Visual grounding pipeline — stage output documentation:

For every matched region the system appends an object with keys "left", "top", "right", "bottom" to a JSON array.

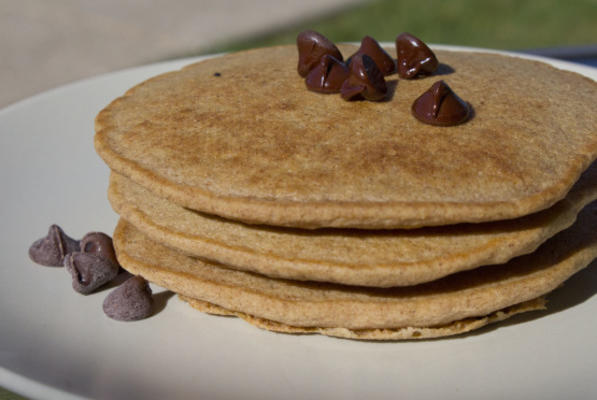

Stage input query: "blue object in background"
[{"left": 522, "top": 44, "right": 597, "bottom": 67}]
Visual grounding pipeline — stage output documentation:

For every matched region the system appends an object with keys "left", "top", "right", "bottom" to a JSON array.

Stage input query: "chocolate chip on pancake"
[
  {"left": 396, "top": 32, "right": 439, "bottom": 78},
  {"left": 305, "top": 55, "right": 350, "bottom": 93},
  {"left": 412, "top": 80, "right": 471, "bottom": 126},
  {"left": 347, "top": 35, "right": 396, "bottom": 76},
  {"left": 341, "top": 53, "right": 387, "bottom": 101},
  {"left": 296, "top": 30, "right": 343, "bottom": 77}
]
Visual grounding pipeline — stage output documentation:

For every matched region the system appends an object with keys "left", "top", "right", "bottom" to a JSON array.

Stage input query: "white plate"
[{"left": 1, "top": 46, "right": 596, "bottom": 400}]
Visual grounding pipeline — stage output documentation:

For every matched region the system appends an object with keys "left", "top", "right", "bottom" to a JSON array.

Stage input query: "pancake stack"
[{"left": 94, "top": 44, "right": 597, "bottom": 340}]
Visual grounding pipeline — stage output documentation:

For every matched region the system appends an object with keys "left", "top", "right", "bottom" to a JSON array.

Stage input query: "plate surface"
[{"left": 1, "top": 47, "right": 596, "bottom": 400}]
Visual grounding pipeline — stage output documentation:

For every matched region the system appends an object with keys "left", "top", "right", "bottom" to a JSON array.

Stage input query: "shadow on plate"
[
  {"left": 152, "top": 290, "right": 176, "bottom": 315},
  {"left": 453, "top": 259, "right": 597, "bottom": 340}
]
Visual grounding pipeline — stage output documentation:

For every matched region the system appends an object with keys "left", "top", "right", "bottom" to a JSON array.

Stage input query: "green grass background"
[{"left": 202, "top": 0, "right": 597, "bottom": 54}]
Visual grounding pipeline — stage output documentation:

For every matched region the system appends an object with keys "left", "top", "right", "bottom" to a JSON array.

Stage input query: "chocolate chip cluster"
[
  {"left": 29, "top": 225, "right": 153, "bottom": 321},
  {"left": 296, "top": 31, "right": 470, "bottom": 126}
]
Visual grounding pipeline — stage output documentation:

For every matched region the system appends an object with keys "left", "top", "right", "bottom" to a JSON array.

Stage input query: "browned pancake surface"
[
  {"left": 112, "top": 203, "right": 597, "bottom": 330},
  {"left": 109, "top": 164, "right": 597, "bottom": 286},
  {"left": 96, "top": 45, "right": 597, "bottom": 228},
  {"left": 180, "top": 295, "right": 546, "bottom": 340}
]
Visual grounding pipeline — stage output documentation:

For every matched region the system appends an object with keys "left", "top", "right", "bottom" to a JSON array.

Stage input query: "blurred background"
[{"left": 1, "top": 0, "right": 596, "bottom": 108}]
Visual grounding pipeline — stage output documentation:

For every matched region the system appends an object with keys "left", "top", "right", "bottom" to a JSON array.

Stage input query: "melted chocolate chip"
[
  {"left": 411, "top": 80, "right": 470, "bottom": 126},
  {"left": 296, "top": 30, "right": 343, "bottom": 77},
  {"left": 395, "top": 32, "right": 439, "bottom": 79},
  {"left": 103, "top": 276, "right": 153, "bottom": 321},
  {"left": 64, "top": 252, "right": 120, "bottom": 294},
  {"left": 341, "top": 54, "right": 387, "bottom": 101},
  {"left": 80, "top": 232, "right": 119, "bottom": 268},
  {"left": 29, "top": 225, "right": 80, "bottom": 267},
  {"left": 305, "top": 55, "right": 350, "bottom": 93},
  {"left": 347, "top": 36, "right": 396, "bottom": 76}
]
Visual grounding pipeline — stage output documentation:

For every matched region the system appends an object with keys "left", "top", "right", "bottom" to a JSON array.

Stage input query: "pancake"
[
  {"left": 95, "top": 45, "right": 597, "bottom": 229},
  {"left": 108, "top": 163, "right": 597, "bottom": 287},
  {"left": 112, "top": 202, "right": 597, "bottom": 333},
  {"left": 179, "top": 295, "right": 546, "bottom": 340}
]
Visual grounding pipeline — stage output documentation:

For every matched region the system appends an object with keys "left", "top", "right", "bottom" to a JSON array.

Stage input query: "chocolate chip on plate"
[
  {"left": 64, "top": 252, "right": 120, "bottom": 294},
  {"left": 29, "top": 224, "right": 80, "bottom": 266},
  {"left": 103, "top": 276, "right": 153, "bottom": 321},
  {"left": 80, "top": 232, "right": 119, "bottom": 268}
]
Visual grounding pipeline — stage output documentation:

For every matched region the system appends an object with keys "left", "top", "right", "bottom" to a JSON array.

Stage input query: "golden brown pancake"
[
  {"left": 95, "top": 45, "right": 597, "bottom": 229},
  {"left": 179, "top": 295, "right": 545, "bottom": 340},
  {"left": 112, "top": 201, "right": 597, "bottom": 334},
  {"left": 108, "top": 163, "right": 597, "bottom": 287}
]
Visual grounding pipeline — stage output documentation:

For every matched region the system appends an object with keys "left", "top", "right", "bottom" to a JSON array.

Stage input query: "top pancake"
[{"left": 95, "top": 45, "right": 597, "bottom": 229}]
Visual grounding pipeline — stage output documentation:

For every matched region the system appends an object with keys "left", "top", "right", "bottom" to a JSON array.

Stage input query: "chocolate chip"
[
  {"left": 64, "top": 252, "right": 120, "bottom": 294},
  {"left": 29, "top": 225, "right": 80, "bottom": 267},
  {"left": 341, "top": 54, "right": 387, "bottom": 101},
  {"left": 347, "top": 36, "right": 396, "bottom": 76},
  {"left": 103, "top": 276, "right": 153, "bottom": 321},
  {"left": 395, "top": 32, "right": 439, "bottom": 79},
  {"left": 296, "top": 30, "right": 343, "bottom": 77},
  {"left": 305, "top": 55, "right": 350, "bottom": 93},
  {"left": 411, "top": 80, "right": 470, "bottom": 126},
  {"left": 80, "top": 232, "right": 119, "bottom": 269}
]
